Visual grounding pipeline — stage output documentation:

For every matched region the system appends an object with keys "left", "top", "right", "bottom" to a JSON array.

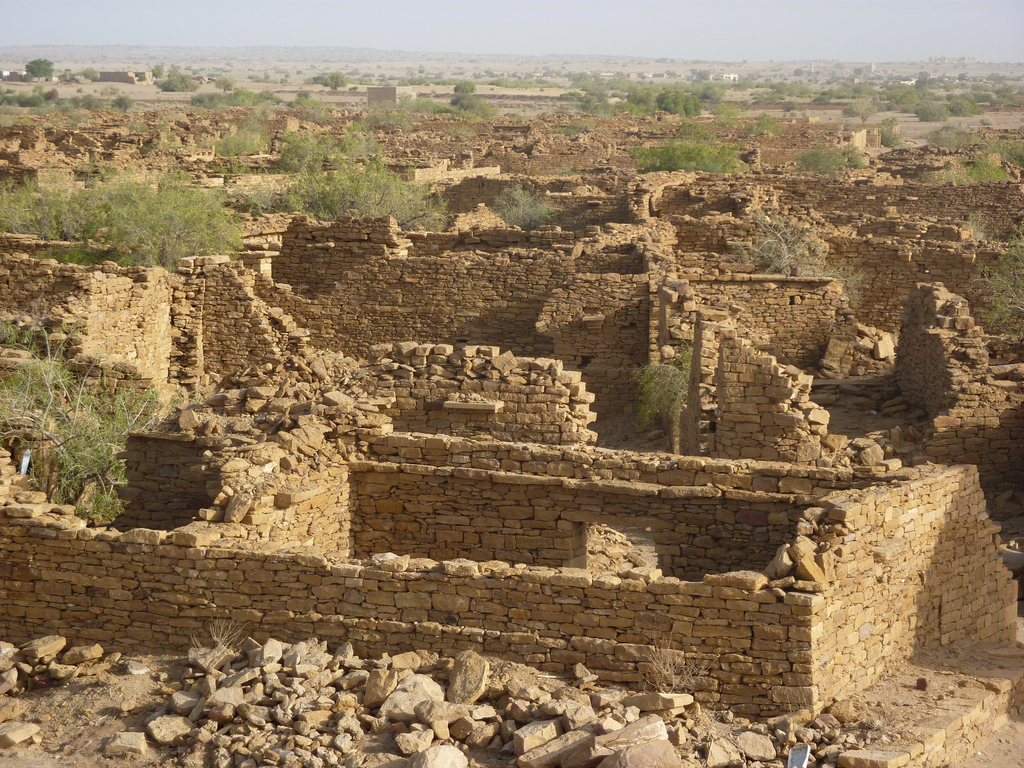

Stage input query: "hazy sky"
[{"left": 2, "top": 0, "right": 1022, "bottom": 62}]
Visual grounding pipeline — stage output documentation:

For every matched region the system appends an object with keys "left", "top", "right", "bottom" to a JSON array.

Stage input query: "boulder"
[
  {"left": 736, "top": 731, "right": 776, "bottom": 761},
  {"left": 447, "top": 650, "right": 489, "bottom": 704},
  {"left": 61, "top": 644, "right": 104, "bottom": 666},
  {"left": 395, "top": 728, "right": 435, "bottom": 755},
  {"left": 0, "top": 722, "right": 39, "bottom": 748},
  {"left": 364, "top": 668, "right": 401, "bottom": 709},
  {"left": 598, "top": 740, "right": 681, "bottom": 768},
  {"left": 146, "top": 715, "right": 193, "bottom": 746},
  {"left": 21, "top": 635, "right": 66, "bottom": 662},
  {"left": 514, "top": 719, "right": 563, "bottom": 755},
  {"left": 407, "top": 744, "right": 469, "bottom": 768},
  {"left": 705, "top": 738, "right": 743, "bottom": 768},
  {"left": 380, "top": 675, "right": 445, "bottom": 723}
]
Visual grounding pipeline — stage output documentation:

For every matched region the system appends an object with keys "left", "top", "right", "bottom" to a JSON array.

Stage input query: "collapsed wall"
[{"left": 895, "top": 283, "right": 1024, "bottom": 511}]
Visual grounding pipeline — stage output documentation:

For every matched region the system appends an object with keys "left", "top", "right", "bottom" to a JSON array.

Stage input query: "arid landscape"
[{"left": 1, "top": 39, "right": 1024, "bottom": 768}]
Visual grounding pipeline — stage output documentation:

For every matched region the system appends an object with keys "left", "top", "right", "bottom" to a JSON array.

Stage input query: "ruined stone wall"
[
  {"left": 895, "top": 284, "right": 1024, "bottom": 507},
  {"left": 0, "top": 252, "right": 173, "bottom": 388},
  {"left": 654, "top": 271, "right": 845, "bottom": 369},
  {"left": 271, "top": 218, "right": 568, "bottom": 358},
  {"left": 436, "top": 176, "right": 631, "bottom": 227},
  {"left": 1, "top": 461, "right": 1012, "bottom": 715},
  {"left": 366, "top": 342, "right": 597, "bottom": 445},
  {"left": 536, "top": 274, "right": 650, "bottom": 417},
  {"left": 710, "top": 333, "right": 829, "bottom": 464},
  {"left": 814, "top": 465, "right": 1017, "bottom": 705},
  {"left": 349, "top": 459, "right": 796, "bottom": 579},
  {"left": 666, "top": 211, "right": 1005, "bottom": 333},
  {"left": 358, "top": 432, "right": 860, "bottom": 496},
  {"left": 0, "top": 507, "right": 818, "bottom": 714}
]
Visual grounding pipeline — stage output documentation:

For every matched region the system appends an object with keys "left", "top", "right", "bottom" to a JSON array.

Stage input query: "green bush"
[
  {"left": 492, "top": 185, "right": 556, "bottom": 230},
  {"left": 633, "top": 353, "right": 691, "bottom": 449},
  {"left": 745, "top": 113, "right": 781, "bottom": 137},
  {"left": 924, "top": 158, "right": 1009, "bottom": 185},
  {"left": 795, "top": 146, "right": 864, "bottom": 176},
  {"left": 159, "top": 73, "right": 199, "bottom": 92},
  {"left": 632, "top": 138, "right": 745, "bottom": 174},
  {"left": 740, "top": 215, "right": 865, "bottom": 305},
  {"left": 190, "top": 89, "right": 281, "bottom": 109},
  {"left": 878, "top": 117, "right": 902, "bottom": 148},
  {"left": 976, "top": 235, "right": 1024, "bottom": 337},
  {"left": 244, "top": 159, "right": 447, "bottom": 230},
  {"left": 914, "top": 101, "right": 950, "bottom": 122},
  {"left": 0, "top": 175, "right": 240, "bottom": 268},
  {"left": 0, "top": 324, "right": 163, "bottom": 521}
]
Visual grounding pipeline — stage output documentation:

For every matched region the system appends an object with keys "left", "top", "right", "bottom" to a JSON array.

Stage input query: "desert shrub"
[
  {"left": 947, "top": 94, "right": 982, "bottom": 117},
  {"left": 191, "top": 89, "right": 281, "bottom": 109},
  {"left": 740, "top": 215, "right": 865, "bottom": 305},
  {"left": 0, "top": 182, "right": 105, "bottom": 241},
  {"left": 492, "top": 185, "right": 556, "bottom": 230},
  {"left": 746, "top": 113, "right": 781, "bottom": 137},
  {"left": 914, "top": 101, "right": 950, "bottom": 122},
  {"left": 976, "top": 235, "right": 1024, "bottom": 337},
  {"left": 927, "top": 125, "right": 982, "bottom": 148},
  {"left": 633, "top": 353, "right": 691, "bottom": 442},
  {"left": 878, "top": 117, "right": 902, "bottom": 148},
  {"left": 924, "top": 157, "right": 1009, "bottom": 185},
  {"left": 0, "top": 176, "right": 240, "bottom": 268},
  {"left": 989, "top": 139, "right": 1024, "bottom": 168},
  {"left": 99, "top": 176, "right": 240, "bottom": 268},
  {"left": 795, "top": 145, "right": 864, "bottom": 176},
  {"left": 0, "top": 324, "right": 163, "bottom": 521},
  {"left": 248, "top": 159, "right": 447, "bottom": 230},
  {"left": 111, "top": 94, "right": 133, "bottom": 113},
  {"left": 159, "top": 72, "right": 199, "bottom": 92},
  {"left": 632, "top": 138, "right": 745, "bottom": 174}
]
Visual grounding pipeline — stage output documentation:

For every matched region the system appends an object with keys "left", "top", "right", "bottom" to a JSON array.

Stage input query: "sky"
[{"left": 1, "top": 0, "right": 1022, "bottom": 62}]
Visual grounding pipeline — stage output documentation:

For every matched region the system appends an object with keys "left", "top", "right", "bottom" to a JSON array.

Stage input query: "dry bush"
[{"left": 642, "top": 634, "right": 712, "bottom": 694}]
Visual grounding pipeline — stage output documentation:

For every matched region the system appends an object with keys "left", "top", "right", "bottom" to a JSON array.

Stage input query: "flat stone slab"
[
  {"left": 0, "top": 722, "right": 40, "bottom": 747},
  {"left": 838, "top": 750, "right": 911, "bottom": 768}
]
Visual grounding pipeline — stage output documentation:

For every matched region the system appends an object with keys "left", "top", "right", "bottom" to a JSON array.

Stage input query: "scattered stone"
[
  {"left": 61, "top": 644, "right": 104, "bottom": 666},
  {"left": 407, "top": 744, "right": 469, "bottom": 768},
  {"left": 20, "top": 636, "right": 66, "bottom": 663},
  {"left": 105, "top": 731, "right": 149, "bottom": 757},
  {"left": 0, "top": 722, "right": 39, "bottom": 748}
]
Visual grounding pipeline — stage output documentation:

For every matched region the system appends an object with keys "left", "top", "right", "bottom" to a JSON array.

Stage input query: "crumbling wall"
[
  {"left": 895, "top": 283, "right": 1024, "bottom": 509},
  {"left": 349, "top": 459, "right": 796, "bottom": 578},
  {"left": 1, "top": 461, "right": 1012, "bottom": 716},
  {"left": 710, "top": 332, "right": 829, "bottom": 464},
  {"left": 366, "top": 342, "right": 597, "bottom": 445},
  {"left": 0, "top": 252, "right": 173, "bottom": 389}
]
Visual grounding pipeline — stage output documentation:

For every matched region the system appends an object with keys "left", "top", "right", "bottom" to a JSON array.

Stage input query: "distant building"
[
  {"left": 719, "top": 73, "right": 739, "bottom": 82},
  {"left": 366, "top": 86, "right": 417, "bottom": 107},
  {"left": 98, "top": 71, "right": 153, "bottom": 85},
  {"left": 1, "top": 71, "right": 26, "bottom": 82}
]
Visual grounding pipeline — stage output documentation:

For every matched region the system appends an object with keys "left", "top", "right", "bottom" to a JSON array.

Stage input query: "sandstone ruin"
[{"left": 0, "top": 108, "right": 1023, "bottom": 768}]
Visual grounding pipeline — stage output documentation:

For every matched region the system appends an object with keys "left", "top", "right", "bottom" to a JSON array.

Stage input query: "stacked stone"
[
  {"left": 119, "top": 350, "right": 391, "bottom": 534},
  {"left": 894, "top": 283, "right": 1024, "bottom": 512},
  {"left": 366, "top": 341, "right": 597, "bottom": 446},
  {"left": 711, "top": 332, "right": 829, "bottom": 464}
]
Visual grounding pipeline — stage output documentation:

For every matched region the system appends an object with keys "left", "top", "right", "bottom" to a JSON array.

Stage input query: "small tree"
[
  {"left": 842, "top": 98, "right": 878, "bottom": 124},
  {"left": 151, "top": 64, "right": 165, "bottom": 80},
  {"left": 313, "top": 72, "right": 347, "bottom": 91},
  {"left": 215, "top": 76, "right": 235, "bottom": 92},
  {"left": 25, "top": 59, "right": 55, "bottom": 79},
  {"left": 796, "top": 146, "right": 864, "bottom": 176},
  {"left": 81, "top": 68, "right": 99, "bottom": 81},
  {"left": 634, "top": 352, "right": 691, "bottom": 452}
]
